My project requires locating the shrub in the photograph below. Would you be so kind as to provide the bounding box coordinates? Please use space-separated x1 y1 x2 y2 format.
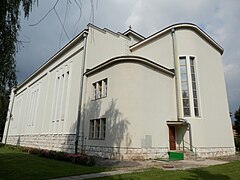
0 144 96 166
65 153 96 166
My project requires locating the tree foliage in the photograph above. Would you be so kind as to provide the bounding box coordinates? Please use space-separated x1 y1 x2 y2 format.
234 106 240 136
0 0 37 138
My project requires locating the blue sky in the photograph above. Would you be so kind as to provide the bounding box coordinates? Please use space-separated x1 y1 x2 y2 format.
16 0 240 119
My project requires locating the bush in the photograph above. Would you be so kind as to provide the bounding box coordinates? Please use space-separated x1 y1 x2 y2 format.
65 154 96 166
0 144 95 166
235 136 240 151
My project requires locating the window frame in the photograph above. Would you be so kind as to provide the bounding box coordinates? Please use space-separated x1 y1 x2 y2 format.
92 78 108 100
89 118 106 140
179 56 201 118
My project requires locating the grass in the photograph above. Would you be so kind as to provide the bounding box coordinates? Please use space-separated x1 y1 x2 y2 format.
96 161 240 180
1 146 240 180
0 147 108 180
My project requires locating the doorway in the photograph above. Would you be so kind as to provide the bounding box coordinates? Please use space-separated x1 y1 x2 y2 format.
169 126 176 150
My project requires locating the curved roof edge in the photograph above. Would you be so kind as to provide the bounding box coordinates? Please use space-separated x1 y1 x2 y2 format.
84 55 175 77
130 23 224 55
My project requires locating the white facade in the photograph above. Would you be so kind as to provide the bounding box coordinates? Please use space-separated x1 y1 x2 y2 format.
2 23 235 159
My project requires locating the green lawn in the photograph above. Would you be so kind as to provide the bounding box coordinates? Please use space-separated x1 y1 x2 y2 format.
0 147 107 180
1 146 240 180
96 161 240 180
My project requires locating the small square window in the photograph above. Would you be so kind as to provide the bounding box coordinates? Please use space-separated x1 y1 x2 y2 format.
89 118 106 140
92 78 108 100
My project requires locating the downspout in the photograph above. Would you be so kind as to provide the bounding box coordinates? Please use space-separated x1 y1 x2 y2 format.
4 88 16 144
171 28 182 119
75 32 88 154
188 123 193 151
171 29 193 153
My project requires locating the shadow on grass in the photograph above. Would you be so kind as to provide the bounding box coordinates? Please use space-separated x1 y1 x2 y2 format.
184 168 230 180
0 148 108 180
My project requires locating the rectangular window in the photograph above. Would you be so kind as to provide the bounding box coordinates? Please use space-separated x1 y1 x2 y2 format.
179 56 200 117
89 118 106 139
190 57 199 116
92 78 108 100
179 57 191 116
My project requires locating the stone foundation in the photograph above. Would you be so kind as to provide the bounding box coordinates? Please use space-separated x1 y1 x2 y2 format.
3 134 236 160
83 145 169 160
3 134 76 153
196 147 236 158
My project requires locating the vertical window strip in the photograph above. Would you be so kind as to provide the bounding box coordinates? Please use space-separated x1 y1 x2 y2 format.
53 74 60 122
51 72 58 123
32 88 40 127
103 79 108 97
31 90 37 126
52 68 71 128
59 73 65 121
25 84 40 132
28 91 35 127
190 57 199 116
101 118 106 139
61 69 69 121
56 72 64 121
179 57 191 116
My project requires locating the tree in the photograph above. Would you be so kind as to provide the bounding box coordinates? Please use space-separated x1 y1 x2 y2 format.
234 106 240 136
0 0 37 139
233 106 240 151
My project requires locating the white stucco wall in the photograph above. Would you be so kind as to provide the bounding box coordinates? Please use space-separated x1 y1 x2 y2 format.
85 26 130 69
175 29 235 148
131 33 174 69
83 61 177 150
2 24 234 158
3 39 85 141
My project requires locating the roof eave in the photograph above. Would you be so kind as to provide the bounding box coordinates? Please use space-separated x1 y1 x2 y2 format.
17 29 88 90
130 23 224 55
85 55 175 77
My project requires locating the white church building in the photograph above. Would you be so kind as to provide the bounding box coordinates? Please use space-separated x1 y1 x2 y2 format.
2 23 235 159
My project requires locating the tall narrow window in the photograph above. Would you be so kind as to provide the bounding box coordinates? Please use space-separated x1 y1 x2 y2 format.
52 68 71 124
190 57 199 116
179 56 200 117
89 120 94 139
93 83 97 100
98 81 102 98
61 70 69 120
179 57 191 116
103 79 108 97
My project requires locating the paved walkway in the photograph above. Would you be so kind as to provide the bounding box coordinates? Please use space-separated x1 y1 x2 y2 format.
51 158 230 180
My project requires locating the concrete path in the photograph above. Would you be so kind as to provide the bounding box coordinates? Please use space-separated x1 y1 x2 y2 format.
51 170 137 180
50 159 229 180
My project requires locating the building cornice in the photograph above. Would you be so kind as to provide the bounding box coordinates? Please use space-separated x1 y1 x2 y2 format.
84 55 175 77
17 30 88 90
130 23 224 55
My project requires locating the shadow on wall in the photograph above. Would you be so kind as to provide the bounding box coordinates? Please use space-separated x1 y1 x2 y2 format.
103 99 130 158
62 98 130 158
